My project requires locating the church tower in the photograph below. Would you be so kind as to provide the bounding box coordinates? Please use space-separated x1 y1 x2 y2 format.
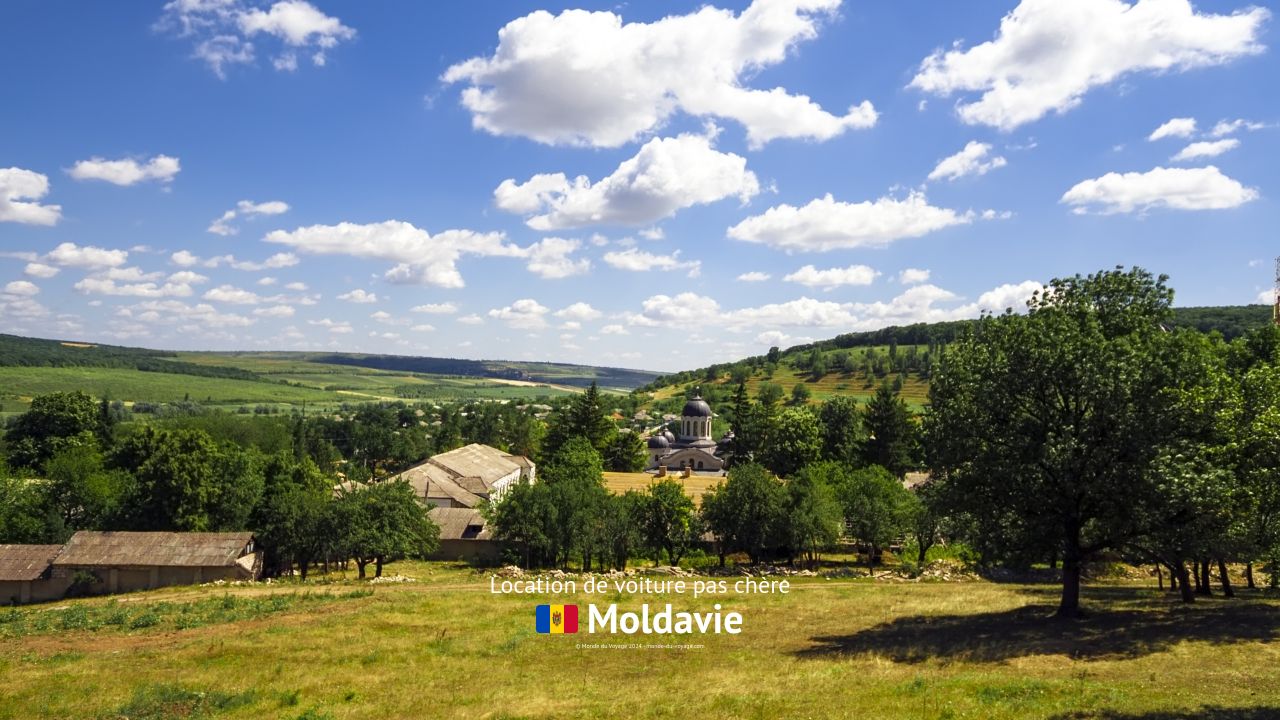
677 391 717 450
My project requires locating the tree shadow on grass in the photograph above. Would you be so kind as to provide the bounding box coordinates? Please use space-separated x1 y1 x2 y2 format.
796 601 1280 664
1050 708 1280 719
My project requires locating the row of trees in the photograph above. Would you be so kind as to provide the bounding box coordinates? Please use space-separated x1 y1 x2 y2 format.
725 382 920 479
487 434 924 570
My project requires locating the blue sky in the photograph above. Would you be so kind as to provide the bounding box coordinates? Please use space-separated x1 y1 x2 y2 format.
1 0 1276 371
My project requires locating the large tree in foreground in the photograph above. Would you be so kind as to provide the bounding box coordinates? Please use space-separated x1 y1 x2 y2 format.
926 267 1217 617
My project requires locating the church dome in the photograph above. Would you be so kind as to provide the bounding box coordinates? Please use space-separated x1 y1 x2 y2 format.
682 395 712 418
661 429 676 443
647 434 670 449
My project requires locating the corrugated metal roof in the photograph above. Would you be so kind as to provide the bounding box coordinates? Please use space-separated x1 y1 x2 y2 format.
0 544 63 581
428 443 522 488
399 462 455 496
426 475 483 508
53 531 254 568
429 507 492 541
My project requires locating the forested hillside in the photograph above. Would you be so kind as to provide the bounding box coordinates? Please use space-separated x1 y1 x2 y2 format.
641 305 1273 406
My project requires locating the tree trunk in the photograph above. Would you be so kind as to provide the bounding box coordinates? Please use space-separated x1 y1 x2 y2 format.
1056 520 1085 618
1217 558 1234 598
356 558 368 579
1176 562 1195 603
1156 564 1163 590
917 542 928 566
1245 562 1255 589
1192 561 1204 593
1168 563 1179 591
1057 546 1083 618
375 556 384 578
1197 559 1212 596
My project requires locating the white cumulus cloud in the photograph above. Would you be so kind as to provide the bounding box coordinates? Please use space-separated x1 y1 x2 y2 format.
208 199 290 235
1171 138 1240 161
3 281 39 297
602 247 701 277
928 141 1007 182
442 0 876 148
204 284 264 304
1061 165 1258 214
909 0 1269 130
75 277 195 298
156 0 355 77
68 155 181 185
495 132 759 230
253 304 295 318
264 220 523 288
555 302 603 322
524 237 590 279
737 271 771 282
23 262 60 279
46 242 128 269
488 298 550 329
337 289 378 304
728 192 973 252
1148 117 1198 141
412 302 458 314
1209 118 1269 137
783 264 879 290
0 168 62 225
899 268 931 284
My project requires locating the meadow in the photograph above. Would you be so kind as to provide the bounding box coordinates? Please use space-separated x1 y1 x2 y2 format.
0 361 580 417
1 562 1277 719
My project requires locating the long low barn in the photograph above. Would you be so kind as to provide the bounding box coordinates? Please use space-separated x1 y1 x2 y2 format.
52 531 260 594
0 544 66 604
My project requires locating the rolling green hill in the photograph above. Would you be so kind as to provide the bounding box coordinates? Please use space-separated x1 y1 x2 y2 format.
637 305 1274 415
0 334 661 415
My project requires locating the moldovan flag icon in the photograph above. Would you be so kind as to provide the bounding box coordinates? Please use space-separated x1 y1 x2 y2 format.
535 604 578 634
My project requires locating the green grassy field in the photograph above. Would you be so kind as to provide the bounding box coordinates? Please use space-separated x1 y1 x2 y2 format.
1 562 1277 719
0 362 581 416
0 367 337 406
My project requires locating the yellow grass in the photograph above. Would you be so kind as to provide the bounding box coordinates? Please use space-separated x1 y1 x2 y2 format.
2 562 1278 719
602 471 722 505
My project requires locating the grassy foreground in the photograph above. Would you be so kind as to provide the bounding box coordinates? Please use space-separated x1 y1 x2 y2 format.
1 563 1278 719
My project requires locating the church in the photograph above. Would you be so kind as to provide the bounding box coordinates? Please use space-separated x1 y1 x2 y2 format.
645 393 733 473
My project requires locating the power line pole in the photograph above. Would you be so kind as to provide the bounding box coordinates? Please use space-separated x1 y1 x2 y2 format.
1274 256 1280 327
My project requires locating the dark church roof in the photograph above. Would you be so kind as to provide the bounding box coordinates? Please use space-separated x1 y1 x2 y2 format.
682 395 712 418
647 434 670 449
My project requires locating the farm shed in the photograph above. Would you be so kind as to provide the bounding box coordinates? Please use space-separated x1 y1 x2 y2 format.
0 544 67 604
52 531 261 594
428 507 500 563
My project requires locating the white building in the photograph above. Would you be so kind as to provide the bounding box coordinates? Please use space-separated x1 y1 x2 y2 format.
393 443 535 509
